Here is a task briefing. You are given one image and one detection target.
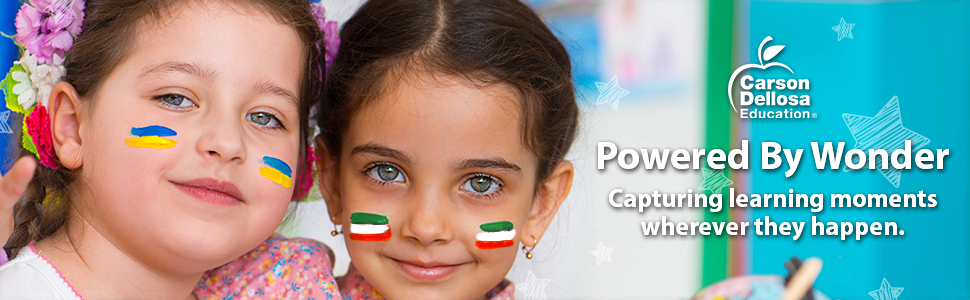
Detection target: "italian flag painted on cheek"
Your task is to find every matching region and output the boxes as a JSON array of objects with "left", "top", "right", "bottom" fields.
[
  {"left": 349, "top": 212, "right": 391, "bottom": 242},
  {"left": 475, "top": 221, "right": 515, "bottom": 250}
]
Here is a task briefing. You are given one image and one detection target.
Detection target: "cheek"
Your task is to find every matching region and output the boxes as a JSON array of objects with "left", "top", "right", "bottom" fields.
[
  {"left": 253, "top": 180, "right": 296, "bottom": 203},
  {"left": 473, "top": 244, "right": 518, "bottom": 272},
  {"left": 248, "top": 158, "right": 301, "bottom": 226},
  {"left": 463, "top": 196, "right": 534, "bottom": 260},
  {"left": 83, "top": 125, "right": 178, "bottom": 190}
]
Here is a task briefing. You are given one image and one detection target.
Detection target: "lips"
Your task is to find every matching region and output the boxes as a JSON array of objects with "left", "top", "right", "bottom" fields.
[
  {"left": 391, "top": 258, "right": 465, "bottom": 282},
  {"left": 172, "top": 178, "right": 244, "bottom": 205}
]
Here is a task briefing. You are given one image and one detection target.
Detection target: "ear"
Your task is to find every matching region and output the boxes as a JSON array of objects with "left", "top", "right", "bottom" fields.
[
  {"left": 315, "top": 135, "right": 343, "bottom": 225},
  {"left": 520, "top": 161, "right": 574, "bottom": 247},
  {"left": 49, "top": 81, "right": 84, "bottom": 169}
]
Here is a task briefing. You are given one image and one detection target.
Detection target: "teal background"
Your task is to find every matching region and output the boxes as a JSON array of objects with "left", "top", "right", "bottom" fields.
[{"left": 749, "top": 1, "right": 970, "bottom": 298}]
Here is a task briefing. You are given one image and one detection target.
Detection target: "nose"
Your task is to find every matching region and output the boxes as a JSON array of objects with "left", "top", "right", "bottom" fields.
[
  {"left": 400, "top": 186, "right": 453, "bottom": 246},
  {"left": 196, "top": 108, "right": 247, "bottom": 164}
]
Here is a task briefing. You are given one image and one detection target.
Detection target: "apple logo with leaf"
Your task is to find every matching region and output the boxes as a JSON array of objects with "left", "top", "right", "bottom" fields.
[{"left": 727, "top": 36, "right": 793, "bottom": 112}]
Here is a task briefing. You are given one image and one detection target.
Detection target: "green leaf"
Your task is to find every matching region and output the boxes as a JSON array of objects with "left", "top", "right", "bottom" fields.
[
  {"left": 3, "top": 64, "right": 27, "bottom": 114},
  {"left": 22, "top": 119, "right": 37, "bottom": 157}
]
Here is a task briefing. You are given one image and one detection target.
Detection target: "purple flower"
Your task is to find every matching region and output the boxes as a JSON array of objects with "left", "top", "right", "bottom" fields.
[
  {"left": 310, "top": 3, "right": 326, "bottom": 26},
  {"left": 15, "top": 0, "right": 84, "bottom": 65},
  {"left": 15, "top": 4, "right": 43, "bottom": 47},
  {"left": 30, "top": 0, "right": 54, "bottom": 9},
  {"left": 67, "top": 0, "right": 85, "bottom": 35},
  {"left": 310, "top": 4, "right": 340, "bottom": 70},
  {"left": 321, "top": 21, "right": 339, "bottom": 69}
]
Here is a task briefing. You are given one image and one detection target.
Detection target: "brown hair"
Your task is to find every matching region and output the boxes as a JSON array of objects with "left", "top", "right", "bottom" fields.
[
  {"left": 318, "top": 0, "right": 579, "bottom": 182},
  {"left": 4, "top": 0, "right": 325, "bottom": 258}
]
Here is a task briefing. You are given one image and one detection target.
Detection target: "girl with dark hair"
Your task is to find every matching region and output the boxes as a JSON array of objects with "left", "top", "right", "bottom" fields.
[{"left": 313, "top": 0, "right": 580, "bottom": 298}]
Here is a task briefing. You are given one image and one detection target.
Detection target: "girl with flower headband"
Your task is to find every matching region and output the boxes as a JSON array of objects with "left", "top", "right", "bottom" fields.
[
  {"left": 199, "top": 0, "right": 580, "bottom": 298},
  {"left": 0, "top": 0, "right": 342, "bottom": 298}
]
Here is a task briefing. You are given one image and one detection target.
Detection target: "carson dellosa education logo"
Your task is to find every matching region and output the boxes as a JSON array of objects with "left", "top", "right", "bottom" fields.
[{"left": 728, "top": 36, "right": 816, "bottom": 119}]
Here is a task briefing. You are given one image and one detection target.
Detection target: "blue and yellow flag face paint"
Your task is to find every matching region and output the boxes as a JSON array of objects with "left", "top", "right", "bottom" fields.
[
  {"left": 259, "top": 156, "right": 292, "bottom": 188},
  {"left": 125, "top": 125, "right": 177, "bottom": 149}
]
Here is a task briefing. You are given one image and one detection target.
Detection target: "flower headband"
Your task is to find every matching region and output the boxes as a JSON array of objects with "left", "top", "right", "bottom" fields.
[
  {"left": 296, "top": 1, "right": 339, "bottom": 202},
  {"left": 2, "top": 0, "right": 84, "bottom": 169}
]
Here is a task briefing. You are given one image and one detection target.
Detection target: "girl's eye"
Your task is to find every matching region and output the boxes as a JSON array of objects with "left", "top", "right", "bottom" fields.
[
  {"left": 156, "top": 94, "right": 196, "bottom": 108},
  {"left": 247, "top": 112, "right": 283, "bottom": 129},
  {"left": 367, "top": 164, "right": 405, "bottom": 183},
  {"left": 461, "top": 175, "right": 502, "bottom": 195}
]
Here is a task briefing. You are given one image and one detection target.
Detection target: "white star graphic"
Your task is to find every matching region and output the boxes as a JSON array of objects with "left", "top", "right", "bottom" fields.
[
  {"left": 842, "top": 96, "right": 929, "bottom": 187},
  {"left": 595, "top": 75, "right": 629, "bottom": 111},
  {"left": 590, "top": 241, "right": 613, "bottom": 265},
  {"left": 832, "top": 17, "right": 855, "bottom": 41},
  {"left": 517, "top": 270, "right": 550, "bottom": 300},
  {"left": 869, "top": 278, "right": 904, "bottom": 300},
  {"left": 0, "top": 111, "right": 11, "bottom": 134},
  {"left": 699, "top": 168, "right": 732, "bottom": 193}
]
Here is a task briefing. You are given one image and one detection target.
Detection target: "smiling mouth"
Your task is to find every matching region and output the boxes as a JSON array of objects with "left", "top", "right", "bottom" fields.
[
  {"left": 390, "top": 258, "right": 466, "bottom": 282},
  {"left": 171, "top": 178, "right": 244, "bottom": 205}
]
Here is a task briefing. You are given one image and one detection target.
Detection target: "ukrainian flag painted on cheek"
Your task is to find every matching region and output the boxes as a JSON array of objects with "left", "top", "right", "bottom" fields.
[
  {"left": 259, "top": 156, "right": 292, "bottom": 188},
  {"left": 125, "top": 125, "right": 177, "bottom": 149}
]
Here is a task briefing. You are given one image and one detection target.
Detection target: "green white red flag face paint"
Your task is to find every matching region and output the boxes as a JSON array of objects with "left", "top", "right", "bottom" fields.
[
  {"left": 349, "top": 212, "right": 391, "bottom": 242},
  {"left": 476, "top": 221, "right": 515, "bottom": 250}
]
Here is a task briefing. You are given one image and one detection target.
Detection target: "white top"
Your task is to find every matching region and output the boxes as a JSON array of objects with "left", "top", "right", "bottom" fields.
[{"left": 0, "top": 244, "right": 83, "bottom": 300}]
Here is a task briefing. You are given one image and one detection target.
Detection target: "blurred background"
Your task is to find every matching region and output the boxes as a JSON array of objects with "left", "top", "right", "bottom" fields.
[{"left": 3, "top": 0, "right": 968, "bottom": 299}]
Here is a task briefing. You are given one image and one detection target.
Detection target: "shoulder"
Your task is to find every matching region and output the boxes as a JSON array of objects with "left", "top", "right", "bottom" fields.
[
  {"left": 195, "top": 234, "right": 340, "bottom": 300},
  {"left": 0, "top": 246, "right": 83, "bottom": 300},
  {"left": 264, "top": 234, "right": 337, "bottom": 263},
  {"left": 485, "top": 278, "right": 515, "bottom": 300}
]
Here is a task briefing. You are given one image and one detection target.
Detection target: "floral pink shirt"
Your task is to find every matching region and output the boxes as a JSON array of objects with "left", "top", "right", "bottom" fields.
[
  {"left": 196, "top": 235, "right": 514, "bottom": 300},
  {"left": 194, "top": 234, "right": 341, "bottom": 300},
  {"left": 338, "top": 264, "right": 515, "bottom": 300}
]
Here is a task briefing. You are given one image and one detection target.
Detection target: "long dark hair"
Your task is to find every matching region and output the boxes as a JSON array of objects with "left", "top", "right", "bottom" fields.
[
  {"left": 318, "top": 0, "right": 579, "bottom": 182},
  {"left": 4, "top": 0, "right": 325, "bottom": 259}
]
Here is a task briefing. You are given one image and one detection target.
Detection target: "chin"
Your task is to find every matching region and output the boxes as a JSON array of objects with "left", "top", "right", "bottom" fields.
[
  {"left": 380, "top": 287, "right": 475, "bottom": 300},
  {"left": 371, "top": 276, "right": 496, "bottom": 300},
  {"left": 152, "top": 220, "right": 264, "bottom": 272}
]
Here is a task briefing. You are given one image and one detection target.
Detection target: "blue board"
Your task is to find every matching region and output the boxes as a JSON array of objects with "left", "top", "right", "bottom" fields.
[
  {"left": 748, "top": 1, "right": 969, "bottom": 299},
  {"left": 0, "top": 1, "right": 18, "bottom": 174}
]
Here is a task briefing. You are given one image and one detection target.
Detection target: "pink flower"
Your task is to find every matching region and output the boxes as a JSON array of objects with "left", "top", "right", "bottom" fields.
[
  {"left": 67, "top": 0, "right": 85, "bottom": 36},
  {"left": 310, "top": 4, "right": 340, "bottom": 71},
  {"left": 321, "top": 21, "right": 339, "bottom": 70},
  {"left": 292, "top": 144, "right": 318, "bottom": 201},
  {"left": 15, "top": 4, "right": 43, "bottom": 47},
  {"left": 15, "top": 0, "right": 84, "bottom": 65},
  {"left": 26, "top": 105, "right": 57, "bottom": 169}
]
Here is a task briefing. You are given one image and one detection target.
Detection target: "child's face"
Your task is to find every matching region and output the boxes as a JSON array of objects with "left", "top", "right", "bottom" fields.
[
  {"left": 58, "top": 2, "right": 303, "bottom": 272},
  {"left": 332, "top": 72, "right": 539, "bottom": 299}
]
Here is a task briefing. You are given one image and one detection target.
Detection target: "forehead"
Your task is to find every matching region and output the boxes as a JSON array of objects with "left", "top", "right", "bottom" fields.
[
  {"left": 118, "top": 0, "right": 304, "bottom": 89},
  {"left": 346, "top": 71, "right": 532, "bottom": 166}
]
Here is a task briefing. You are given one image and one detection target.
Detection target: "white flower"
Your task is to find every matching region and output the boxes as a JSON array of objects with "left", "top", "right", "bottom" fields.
[
  {"left": 17, "top": 51, "right": 66, "bottom": 109},
  {"left": 13, "top": 52, "right": 39, "bottom": 109},
  {"left": 11, "top": 70, "right": 36, "bottom": 108}
]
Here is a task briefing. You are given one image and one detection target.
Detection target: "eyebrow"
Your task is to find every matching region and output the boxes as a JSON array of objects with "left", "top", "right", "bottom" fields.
[
  {"left": 140, "top": 62, "right": 298, "bottom": 108},
  {"left": 139, "top": 61, "right": 217, "bottom": 82},
  {"left": 351, "top": 143, "right": 414, "bottom": 165},
  {"left": 253, "top": 80, "right": 298, "bottom": 109},
  {"left": 456, "top": 158, "right": 522, "bottom": 174},
  {"left": 350, "top": 143, "right": 522, "bottom": 175}
]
